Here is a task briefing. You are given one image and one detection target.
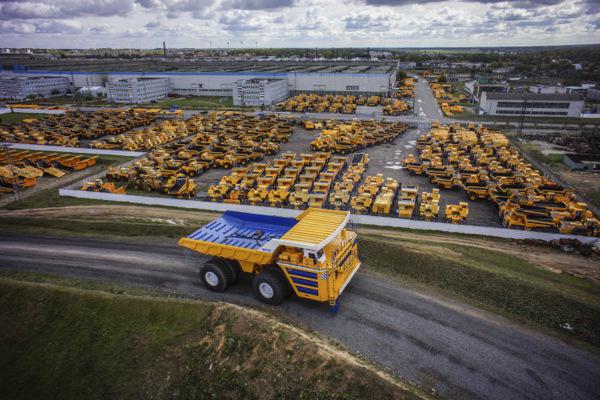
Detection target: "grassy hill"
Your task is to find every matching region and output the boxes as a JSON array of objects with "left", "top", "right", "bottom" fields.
[{"left": 0, "top": 277, "right": 425, "bottom": 400}]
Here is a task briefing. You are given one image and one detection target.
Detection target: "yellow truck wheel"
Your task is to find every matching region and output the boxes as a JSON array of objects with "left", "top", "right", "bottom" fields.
[
  {"left": 199, "top": 260, "right": 233, "bottom": 292},
  {"left": 253, "top": 268, "right": 291, "bottom": 305}
]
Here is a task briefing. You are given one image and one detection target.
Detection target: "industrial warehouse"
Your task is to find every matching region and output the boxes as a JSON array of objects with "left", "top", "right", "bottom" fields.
[{"left": 0, "top": 61, "right": 398, "bottom": 98}]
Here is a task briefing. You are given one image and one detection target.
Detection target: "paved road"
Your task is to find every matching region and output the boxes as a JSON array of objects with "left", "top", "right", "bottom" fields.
[{"left": 1, "top": 234, "right": 598, "bottom": 400}]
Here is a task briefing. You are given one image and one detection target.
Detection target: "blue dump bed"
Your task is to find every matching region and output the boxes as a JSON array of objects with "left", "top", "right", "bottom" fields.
[{"left": 186, "top": 211, "right": 298, "bottom": 250}]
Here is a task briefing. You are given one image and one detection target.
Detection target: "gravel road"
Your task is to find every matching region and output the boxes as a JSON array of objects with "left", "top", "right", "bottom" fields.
[{"left": 1, "top": 233, "right": 598, "bottom": 400}]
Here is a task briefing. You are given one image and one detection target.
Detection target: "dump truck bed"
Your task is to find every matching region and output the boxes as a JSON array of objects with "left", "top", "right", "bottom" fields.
[{"left": 178, "top": 211, "right": 298, "bottom": 265}]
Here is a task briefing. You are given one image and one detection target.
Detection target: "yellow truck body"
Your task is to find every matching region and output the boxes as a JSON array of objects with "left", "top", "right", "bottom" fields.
[{"left": 178, "top": 209, "right": 360, "bottom": 311}]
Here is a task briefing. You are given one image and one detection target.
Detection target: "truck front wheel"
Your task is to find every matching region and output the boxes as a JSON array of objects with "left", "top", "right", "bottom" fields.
[
  {"left": 199, "top": 260, "right": 233, "bottom": 292},
  {"left": 253, "top": 268, "right": 290, "bottom": 305}
]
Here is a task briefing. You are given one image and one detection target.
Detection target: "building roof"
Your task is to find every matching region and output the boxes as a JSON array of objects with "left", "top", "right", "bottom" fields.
[
  {"left": 483, "top": 92, "right": 583, "bottom": 101},
  {"left": 0, "top": 59, "right": 396, "bottom": 75},
  {"left": 564, "top": 153, "right": 600, "bottom": 164}
]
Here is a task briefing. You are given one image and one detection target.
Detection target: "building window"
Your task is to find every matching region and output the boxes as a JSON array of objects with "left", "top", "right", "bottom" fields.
[
  {"left": 346, "top": 85, "right": 359, "bottom": 91},
  {"left": 496, "top": 101, "right": 570, "bottom": 109}
]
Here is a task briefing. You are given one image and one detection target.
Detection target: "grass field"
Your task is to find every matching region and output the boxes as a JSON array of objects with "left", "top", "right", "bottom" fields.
[
  {"left": 0, "top": 276, "right": 423, "bottom": 400},
  {"left": 360, "top": 234, "right": 600, "bottom": 349},
  {"left": 521, "top": 144, "right": 565, "bottom": 167},
  {"left": 146, "top": 96, "right": 234, "bottom": 109}
]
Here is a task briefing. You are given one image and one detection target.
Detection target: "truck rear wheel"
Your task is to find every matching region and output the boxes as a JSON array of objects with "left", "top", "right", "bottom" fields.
[
  {"left": 219, "top": 258, "right": 240, "bottom": 283},
  {"left": 253, "top": 268, "right": 290, "bottom": 305},
  {"left": 199, "top": 260, "right": 233, "bottom": 292}
]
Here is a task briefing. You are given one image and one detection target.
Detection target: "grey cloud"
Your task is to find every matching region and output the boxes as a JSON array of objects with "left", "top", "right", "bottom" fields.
[
  {"left": 220, "top": 0, "right": 295, "bottom": 10},
  {"left": 145, "top": 20, "right": 162, "bottom": 28},
  {"left": 34, "top": 20, "right": 84, "bottom": 33},
  {"left": 344, "top": 14, "right": 390, "bottom": 31},
  {"left": 0, "top": 0, "right": 135, "bottom": 19},
  {"left": 219, "top": 11, "right": 264, "bottom": 31},
  {"left": 364, "top": 0, "right": 566, "bottom": 7},
  {"left": 136, "top": 0, "right": 214, "bottom": 12}
]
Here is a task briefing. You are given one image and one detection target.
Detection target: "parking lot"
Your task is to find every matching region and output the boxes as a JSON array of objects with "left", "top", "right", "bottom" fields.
[{"left": 195, "top": 124, "right": 502, "bottom": 227}]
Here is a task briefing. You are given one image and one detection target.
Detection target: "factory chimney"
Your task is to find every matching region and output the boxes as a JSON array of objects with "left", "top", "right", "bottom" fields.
[{"left": 163, "top": 41, "right": 167, "bottom": 57}]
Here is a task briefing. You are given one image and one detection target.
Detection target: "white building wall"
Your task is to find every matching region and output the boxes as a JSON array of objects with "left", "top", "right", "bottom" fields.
[
  {"left": 0, "top": 76, "right": 69, "bottom": 99},
  {"left": 107, "top": 78, "right": 170, "bottom": 103},
  {"left": 480, "top": 92, "right": 583, "bottom": 118},
  {"left": 233, "top": 79, "right": 289, "bottom": 106},
  {"left": 8, "top": 70, "right": 394, "bottom": 97}
]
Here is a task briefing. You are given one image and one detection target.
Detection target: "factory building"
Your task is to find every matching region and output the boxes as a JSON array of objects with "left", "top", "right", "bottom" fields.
[
  {"left": 233, "top": 79, "right": 289, "bottom": 106},
  {"left": 0, "top": 76, "right": 70, "bottom": 99},
  {"left": 465, "top": 79, "right": 509, "bottom": 101},
  {"left": 1, "top": 62, "right": 396, "bottom": 98},
  {"left": 106, "top": 77, "right": 171, "bottom": 103},
  {"left": 563, "top": 154, "right": 600, "bottom": 170},
  {"left": 479, "top": 92, "right": 584, "bottom": 118}
]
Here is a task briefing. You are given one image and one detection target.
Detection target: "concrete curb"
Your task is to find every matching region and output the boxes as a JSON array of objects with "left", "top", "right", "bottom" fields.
[
  {"left": 58, "top": 188, "right": 598, "bottom": 244},
  {"left": 1, "top": 142, "right": 146, "bottom": 157}
]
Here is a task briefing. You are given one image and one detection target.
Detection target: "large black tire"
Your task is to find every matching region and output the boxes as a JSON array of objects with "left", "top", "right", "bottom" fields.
[
  {"left": 199, "top": 259, "right": 233, "bottom": 292},
  {"left": 253, "top": 268, "right": 291, "bottom": 305},
  {"left": 219, "top": 258, "right": 240, "bottom": 283}
]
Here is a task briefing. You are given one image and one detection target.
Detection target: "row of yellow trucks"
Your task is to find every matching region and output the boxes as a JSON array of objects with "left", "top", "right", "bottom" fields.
[
  {"left": 429, "top": 82, "right": 468, "bottom": 117},
  {"left": 404, "top": 122, "right": 599, "bottom": 235},
  {"left": 276, "top": 94, "right": 410, "bottom": 115},
  {"left": 0, "top": 149, "right": 96, "bottom": 194},
  {"left": 309, "top": 120, "right": 408, "bottom": 154},
  {"left": 0, "top": 109, "right": 157, "bottom": 147},
  {"left": 208, "top": 152, "right": 369, "bottom": 210},
  {"left": 90, "top": 119, "right": 191, "bottom": 151},
  {"left": 396, "top": 78, "right": 415, "bottom": 98},
  {"left": 101, "top": 113, "right": 293, "bottom": 198},
  {"left": 209, "top": 152, "right": 461, "bottom": 222}
]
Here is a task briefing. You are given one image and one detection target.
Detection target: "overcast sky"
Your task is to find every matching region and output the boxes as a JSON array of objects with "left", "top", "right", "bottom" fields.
[{"left": 0, "top": 0, "right": 598, "bottom": 49}]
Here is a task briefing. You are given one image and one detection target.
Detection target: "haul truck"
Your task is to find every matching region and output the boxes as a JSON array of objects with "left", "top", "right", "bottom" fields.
[{"left": 178, "top": 208, "right": 360, "bottom": 311}]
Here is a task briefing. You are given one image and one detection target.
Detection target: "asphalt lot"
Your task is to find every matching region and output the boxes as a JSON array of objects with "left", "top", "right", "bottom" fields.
[
  {"left": 195, "top": 125, "right": 502, "bottom": 227},
  {"left": 1, "top": 233, "right": 598, "bottom": 400}
]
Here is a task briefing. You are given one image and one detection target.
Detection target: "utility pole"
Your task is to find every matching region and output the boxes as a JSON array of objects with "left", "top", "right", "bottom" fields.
[
  {"left": 518, "top": 94, "right": 527, "bottom": 137},
  {"left": 1, "top": 142, "right": 22, "bottom": 203}
]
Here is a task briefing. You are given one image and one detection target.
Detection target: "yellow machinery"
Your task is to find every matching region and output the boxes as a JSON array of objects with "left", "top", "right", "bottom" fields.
[
  {"left": 308, "top": 193, "right": 327, "bottom": 208},
  {"left": 350, "top": 193, "right": 373, "bottom": 214},
  {"left": 81, "top": 179, "right": 126, "bottom": 194},
  {"left": 419, "top": 189, "right": 440, "bottom": 221},
  {"left": 268, "top": 187, "right": 290, "bottom": 207},
  {"left": 445, "top": 202, "right": 469, "bottom": 224},
  {"left": 329, "top": 190, "right": 351, "bottom": 210},
  {"left": 397, "top": 184, "right": 418, "bottom": 218},
  {"left": 179, "top": 208, "right": 361, "bottom": 311},
  {"left": 165, "top": 174, "right": 197, "bottom": 198},
  {"left": 288, "top": 189, "right": 310, "bottom": 209},
  {"left": 371, "top": 178, "right": 398, "bottom": 215},
  {"left": 208, "top": 183, "right": 230, "bottom": 202},
  {"left": 372, "top": 191, "right": 395, "bottom": 215}
]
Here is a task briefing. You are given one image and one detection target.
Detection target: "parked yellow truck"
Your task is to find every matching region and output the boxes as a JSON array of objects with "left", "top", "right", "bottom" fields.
[{"left": 178, "top": 208, "right": 360, "bottom": 312}]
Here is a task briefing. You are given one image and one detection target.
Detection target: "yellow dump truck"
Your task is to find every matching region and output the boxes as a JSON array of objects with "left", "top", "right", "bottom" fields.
[{"left": 179, "top": 208, "right": 361, "bottom": 312}]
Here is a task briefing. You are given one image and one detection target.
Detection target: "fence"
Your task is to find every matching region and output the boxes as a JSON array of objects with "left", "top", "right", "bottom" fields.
[
  {"left": 2, "top": 142, "right": 146, "bottom": 157},
  {"left": 58, "top": 188, "right": 598, "bottom": 244}
]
